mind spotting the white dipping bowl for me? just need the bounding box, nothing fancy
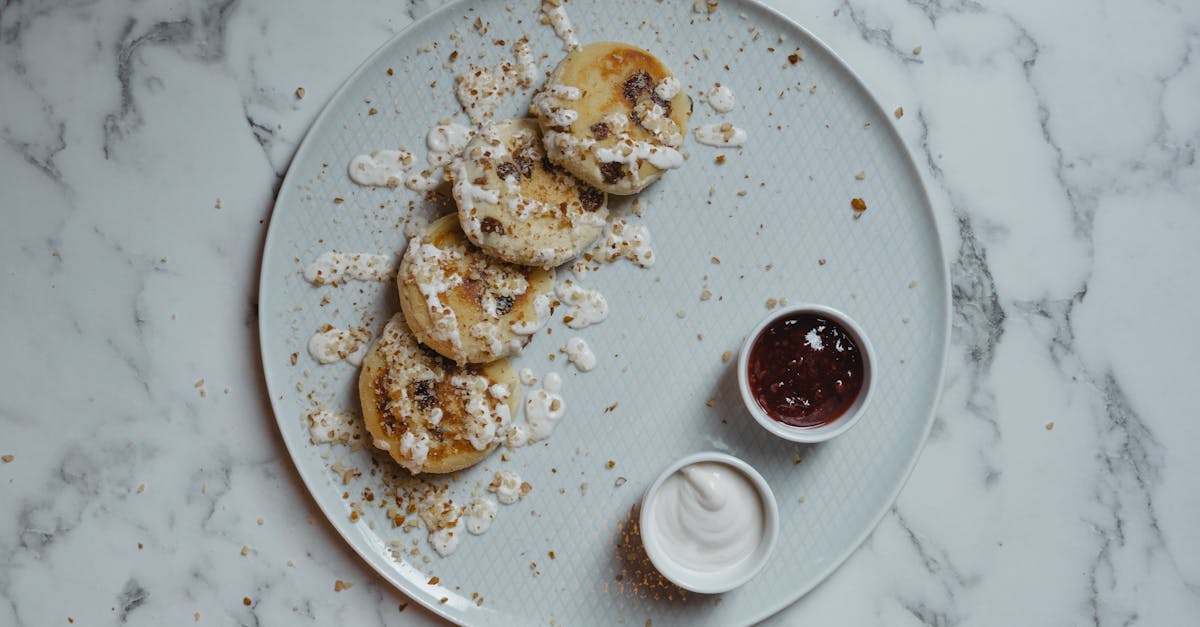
[639,452,779,594]
[737,304,876,444]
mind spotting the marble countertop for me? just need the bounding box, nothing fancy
[2,0,1198,624]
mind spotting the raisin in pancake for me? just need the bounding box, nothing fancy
[397,214,555,365]
[453,119,609,269]
[532,41,691,195]
[359,313,521,474]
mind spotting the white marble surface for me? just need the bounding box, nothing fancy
[2,0,1198,624]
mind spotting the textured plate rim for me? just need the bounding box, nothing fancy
[256,0,952,624]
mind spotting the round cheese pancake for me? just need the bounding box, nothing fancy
[532,41,691,195]
[397,214,554,365]
[359,313,521,474]
[453,119,609,269]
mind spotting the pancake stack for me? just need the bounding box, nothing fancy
[360,41,690,475]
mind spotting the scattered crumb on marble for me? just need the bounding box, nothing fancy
[894,106,904,119]
[721,351,732,362]
[1045,421,1055,431]
[334,580,353,592]
[1,455,12,463]
[296,86,306,99]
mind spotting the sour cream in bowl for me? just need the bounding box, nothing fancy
[639,452,779,594]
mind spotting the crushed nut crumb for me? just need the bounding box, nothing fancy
[721,351,733,362]
[894,106,904,119]
[295,86,306,99]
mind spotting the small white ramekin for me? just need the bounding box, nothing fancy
[639,452,779,594]
[736,304,875,444]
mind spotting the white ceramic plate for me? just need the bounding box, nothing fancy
[259,0,949,624]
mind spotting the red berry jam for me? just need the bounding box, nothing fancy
[747,313,864,428]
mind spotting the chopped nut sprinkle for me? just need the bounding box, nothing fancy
[295,86,306,99]
[894,106,904,119]
[1,455,12,463]
[721,350,733,362]
[851,197,867,212]
[334,580,353,592]
[1045,421,1055,431]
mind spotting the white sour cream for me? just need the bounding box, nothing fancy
[303,252,394,286]
[540,0,580,51]
[556,280,608,329]
[463,497,498,534]
[564,337,596,372]
[490,470,526,505]
[694,123,748,148]
[308,410,365,446]
[707,84,736,113]
[348,149,413,187]
[308,326,370,366]
[652,462,764,571]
